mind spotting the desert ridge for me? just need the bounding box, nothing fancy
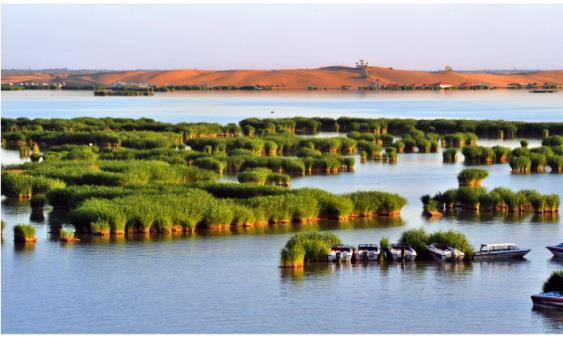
[3,65,563,89]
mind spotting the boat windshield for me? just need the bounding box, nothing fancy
[481,244,518,251]
[332,246,352,252]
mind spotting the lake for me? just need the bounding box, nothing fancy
[1,90,563,333]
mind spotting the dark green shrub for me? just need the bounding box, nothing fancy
[542,271,563,292]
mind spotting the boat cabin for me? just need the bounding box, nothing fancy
[479,243,519,252]
[358,244,378,251]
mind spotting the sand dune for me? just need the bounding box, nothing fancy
[3,66,563,89]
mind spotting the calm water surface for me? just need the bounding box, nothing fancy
[2,89,563,123]
[2,91,563,333]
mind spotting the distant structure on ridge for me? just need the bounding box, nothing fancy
[356,59,369,78]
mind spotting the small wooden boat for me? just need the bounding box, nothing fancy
[355,244,380,261]
[385,244,417,261]
[428,243,465,261]
[531,292,563,309]
[473,243,531,260]
[328,245,354,263]
[546,243,563,259]
[529,88,557,93]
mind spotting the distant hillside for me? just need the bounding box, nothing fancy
[3,66,563,89]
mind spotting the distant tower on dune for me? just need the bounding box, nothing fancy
[356,59,369,78]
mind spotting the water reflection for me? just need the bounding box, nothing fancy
[441,210,560,224]
[30,209,45,222]
[14,241,36,253]
[532,307,563,330]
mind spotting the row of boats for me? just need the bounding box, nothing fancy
[327,242,563,263]
[328,242,563,310]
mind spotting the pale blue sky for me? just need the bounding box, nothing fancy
[2,4,563,70]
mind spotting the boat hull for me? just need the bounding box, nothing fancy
[328,252,352,263]
[531,293,563,309]
[474,249,531,260]
[547,246,563,259]
[355,251,380,261]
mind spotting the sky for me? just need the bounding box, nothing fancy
[2,4,563,71]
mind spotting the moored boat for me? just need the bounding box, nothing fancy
[473,243,531,260]
[385,244,417,261]
[427,243,465,262]
[355,244,380,261]
[328,245,354,263]
[531,292,563,309]
[546,243,563,259]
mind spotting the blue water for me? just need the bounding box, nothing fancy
[1,91,563,333]
[2,90,563,123]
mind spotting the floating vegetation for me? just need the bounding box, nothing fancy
[237,168,291,187]
[59,229,79,243]
[13,224,37,243]
[442,148,458,163]
[280,232,342,268]
[457,168,489,187]
[429,187,559,214]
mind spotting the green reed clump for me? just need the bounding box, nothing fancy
[192,157,226,174]
[442,148,458,163]
[491,145,511,163]
[59,228,78,242]
[529,153,548,172]
[428,230,474,258]
[398,228,430,258]
[454,187,486,210]
[238,168,291,186]
[420,194,441,214]
[238,168,273,185]
[379,237,391,251]
[69,198,127,234]
[30,193,47,210]
[542,135,563,147]
[428,185,559,214]
[385,147,397,163]
[461,145,495,165]
[457,168,489,187]
[245,193,320,223]
[280,231,342,268]
[1,173,66,198]
[193,182,287,198]
[294,188,354,219]
[47,185,133,209]
[13,224,36,242]
[510,156,532,174]
[443,132,478,148]
[399,228,473,260]
[542,271,563,292]
[548,155,563,173]
[345,191,407,216]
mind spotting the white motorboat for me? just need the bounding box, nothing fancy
[428,243,465,262]
[355,244,380,261]
[473,243,531,260]
[385,244,417,261]
[328,245,354,263]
